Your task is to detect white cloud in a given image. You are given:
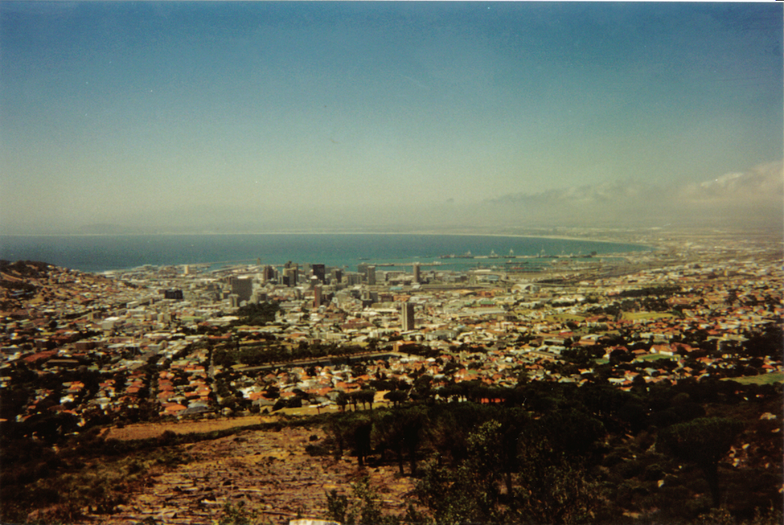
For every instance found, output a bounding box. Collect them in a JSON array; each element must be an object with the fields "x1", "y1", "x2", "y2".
[
  {"x1": 484, "y1": 161, "x2": 783, "y2": 230},
  {"x1": 681, "y1": 161, "x2": 783, "y2": 202}
]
